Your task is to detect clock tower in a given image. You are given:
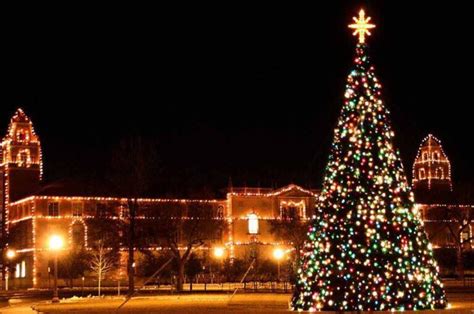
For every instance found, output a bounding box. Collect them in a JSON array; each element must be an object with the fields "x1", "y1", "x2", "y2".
[{"x1": 0, "y1": 108, "x2": 42, "y2": 238}]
